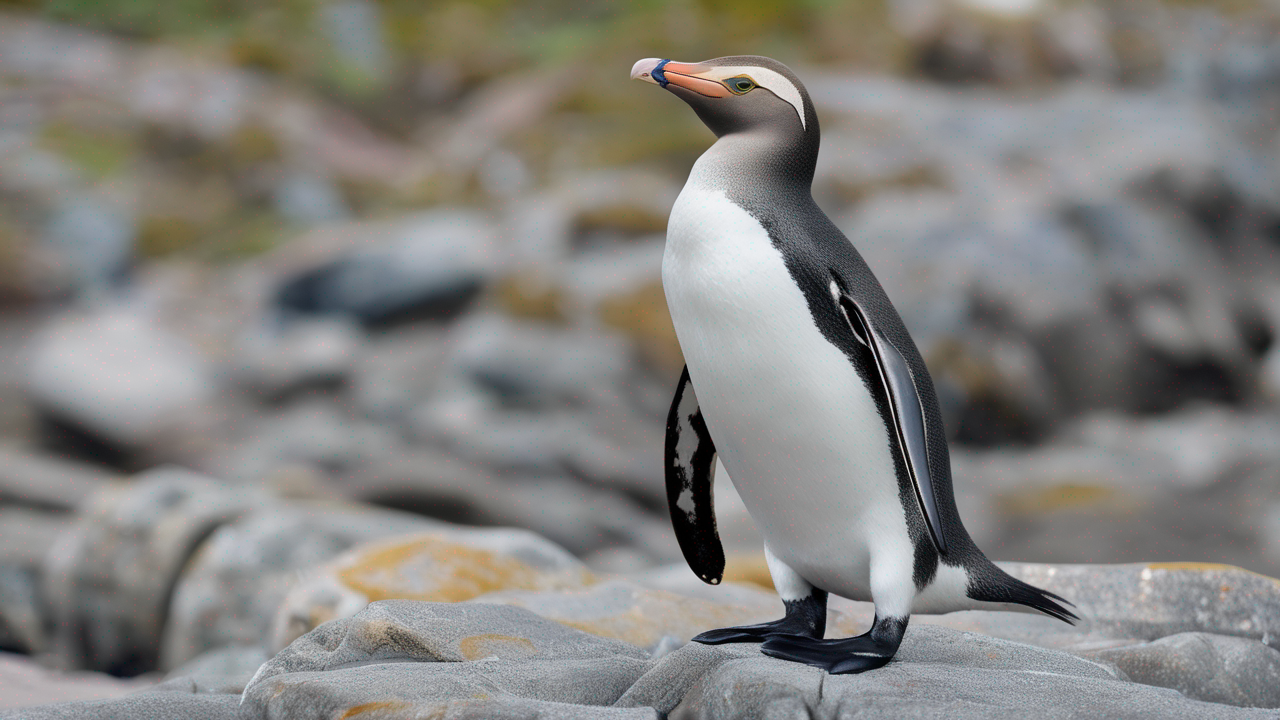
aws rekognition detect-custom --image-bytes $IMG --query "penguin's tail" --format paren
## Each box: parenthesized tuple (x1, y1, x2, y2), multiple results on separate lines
(967, 562, 1080, 625)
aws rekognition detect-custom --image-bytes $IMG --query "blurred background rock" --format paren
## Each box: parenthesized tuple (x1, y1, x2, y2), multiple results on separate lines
(2, 0, 1280, 702)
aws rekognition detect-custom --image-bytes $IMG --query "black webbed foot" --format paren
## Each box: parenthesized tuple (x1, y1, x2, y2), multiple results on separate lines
(692, 589, 827, 645)
(760, 615, 906, 674)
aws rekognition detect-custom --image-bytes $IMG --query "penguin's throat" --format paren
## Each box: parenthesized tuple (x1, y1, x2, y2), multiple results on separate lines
(700, 132, 817, 194)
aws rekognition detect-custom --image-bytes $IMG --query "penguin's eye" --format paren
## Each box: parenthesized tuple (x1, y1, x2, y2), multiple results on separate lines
(725, 76, 756, 95)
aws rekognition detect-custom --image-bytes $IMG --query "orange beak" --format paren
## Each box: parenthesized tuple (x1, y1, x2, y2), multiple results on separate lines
(631, 58, 730, 98)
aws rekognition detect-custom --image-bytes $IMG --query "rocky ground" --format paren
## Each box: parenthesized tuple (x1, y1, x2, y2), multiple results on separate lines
(2, 473, 1280, 718)
(4, 4, 1280, 718)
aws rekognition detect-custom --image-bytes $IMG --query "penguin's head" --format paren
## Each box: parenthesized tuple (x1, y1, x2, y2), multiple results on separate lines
(631, 55, 815, 141)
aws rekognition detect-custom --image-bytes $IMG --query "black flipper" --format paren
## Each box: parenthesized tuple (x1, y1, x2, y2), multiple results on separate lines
(665, 366, 725, 585)
(761, 614, 907, 675)
(694, 589, 828, 644)
(833, 286, 948, 556)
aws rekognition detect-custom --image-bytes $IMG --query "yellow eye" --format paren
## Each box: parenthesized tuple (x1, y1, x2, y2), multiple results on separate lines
(726, 76, 755, 95)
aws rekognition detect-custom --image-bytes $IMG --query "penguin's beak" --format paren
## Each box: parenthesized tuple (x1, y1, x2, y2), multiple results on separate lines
(631, 58, 730, 98)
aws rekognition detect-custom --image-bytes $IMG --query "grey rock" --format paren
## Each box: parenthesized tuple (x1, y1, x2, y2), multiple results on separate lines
(221, 401, 400, 484)
(42, 195, 133, 293)
(1002, 562, 1280, 647)
(156, 645, 269, 695)
(0, 651, 153, 711)
(273, 210, 497, 323)
(1086, 633, 1280, 708)
(26, 306, 215, 451)
(161, 503, 435, 668)
(273, 171, 348, 225)
(0, 693, 239, 720)
(446, 313, 633, 401)
(242, 600, 652, 719)
(43, 468, 263, 673)
(0, 508, 75, 653)
(0, 447, 120, 511)
(235, 315, 362, 396)
(617, 625, 1276, 720)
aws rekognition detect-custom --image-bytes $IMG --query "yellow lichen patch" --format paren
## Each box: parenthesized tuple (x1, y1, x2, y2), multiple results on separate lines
(722, 554, 776, 593)
(996, 484, 1127, 516)
(493, 276, 567, 323)
(336, 536, 578, 603)
(548, 593, 775, 648)
(457, 634, 536, 661)
(339, 700, 413, 719)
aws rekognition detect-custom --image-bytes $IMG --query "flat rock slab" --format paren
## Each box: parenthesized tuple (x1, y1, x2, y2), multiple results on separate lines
(617, 625, 1279, 720)
(0, 693, 239, 720)
(241, 600, 653, 719)
(1086, 632, 1280, 708)
(1004, 562, 1280, 648)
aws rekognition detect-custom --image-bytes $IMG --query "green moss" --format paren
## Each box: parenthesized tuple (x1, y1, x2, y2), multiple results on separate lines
(38, 122, 136, 179)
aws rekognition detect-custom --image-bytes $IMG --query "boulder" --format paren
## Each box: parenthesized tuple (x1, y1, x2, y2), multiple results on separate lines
(242, 601, 654, 720)
(0, 508, 73, 654)
(161, 503, 437, 668)
(1002, 562, 1280, 648)
(27, 305, 214, 458)
(269, 210, 498, 323)
(616, 625, 1276, 719)
(42, 468, 263, 674)
(1086, 633, 1280, 709)
(268, 528, 591, 651)
(155, 644, 269, 695)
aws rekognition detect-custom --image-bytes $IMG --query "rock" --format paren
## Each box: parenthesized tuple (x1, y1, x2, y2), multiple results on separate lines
(0, 508, 74, 654)
(161, 502, 437, 669)
(269, 210, 498, 323)
(235, 315, 362, 396)
(273, 171, 348, 225)
(349, 324, 452, 421)
(1085, 633, 1280, 709)
(27, 305, 214, 456)
(0, 693, 239, 720)
(242, 600, 654, 720)
(445, 313, 633, 401)
(472, 580, 780, 650)
(42, 195, 133, 293)
(156, 645, 270, 695)
(1002, 562, 1280, 648)
(268, 528, 591, 651)
(616, 624, 1275, 719)
(0, 652, 153, 712)
(42, 468, 264, 674)
(0, 446, 120, 511)
(219, 401, 400, 485)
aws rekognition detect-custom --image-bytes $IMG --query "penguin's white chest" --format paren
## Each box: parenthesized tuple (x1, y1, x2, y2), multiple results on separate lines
(662, 182, 914, 599)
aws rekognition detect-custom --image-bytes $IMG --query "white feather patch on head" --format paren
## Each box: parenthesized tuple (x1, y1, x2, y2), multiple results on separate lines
(706, 65, 807, 129)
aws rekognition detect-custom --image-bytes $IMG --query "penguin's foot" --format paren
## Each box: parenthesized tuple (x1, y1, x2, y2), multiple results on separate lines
(693, 618, 812, 645)
(693, 590, 828, 645)
(760, 615, 906, 675)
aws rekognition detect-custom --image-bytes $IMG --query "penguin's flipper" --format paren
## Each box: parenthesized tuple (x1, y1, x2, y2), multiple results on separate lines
(665, 365, 725, 585)
(834, 290, 948, 556)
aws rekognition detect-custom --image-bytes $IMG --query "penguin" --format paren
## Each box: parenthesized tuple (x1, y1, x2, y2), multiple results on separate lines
(632, 56, 1077, 675)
